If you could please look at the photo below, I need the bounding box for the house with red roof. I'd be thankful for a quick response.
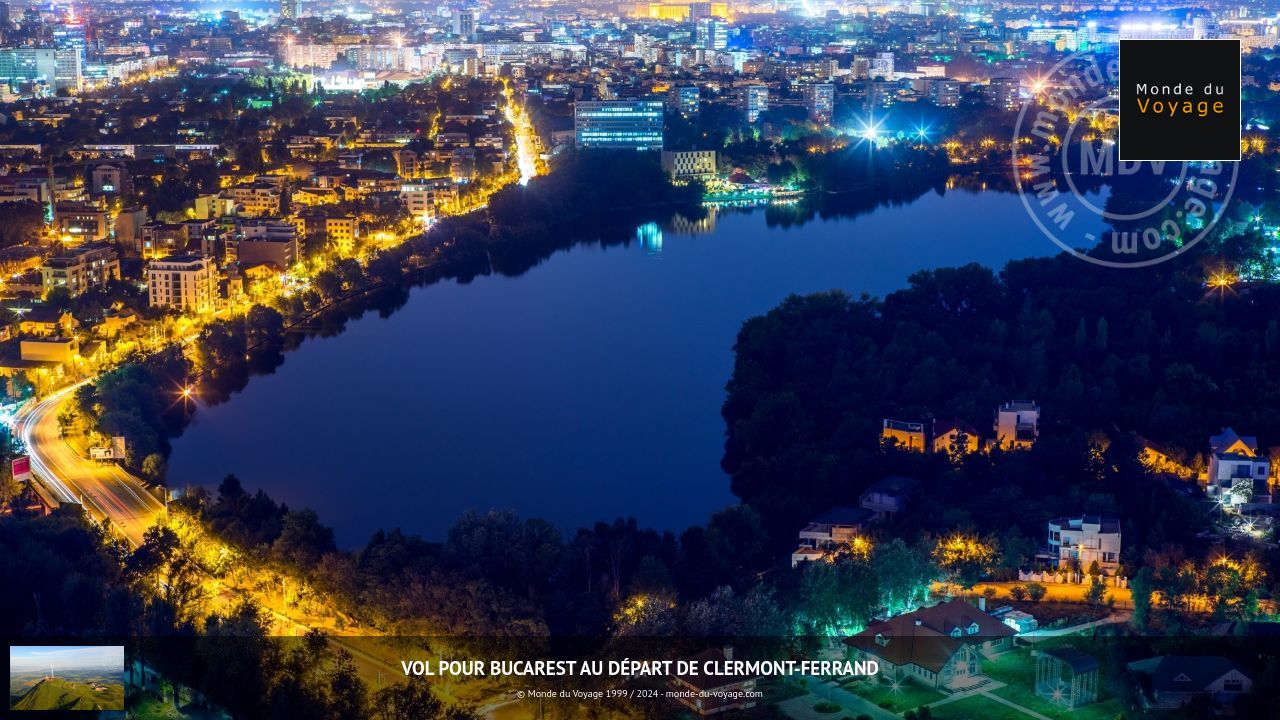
[844,599,1014,691]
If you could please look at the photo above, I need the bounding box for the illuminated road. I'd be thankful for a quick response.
[16,381,165,548]
[15,384,405,681]
[504,84,543,186]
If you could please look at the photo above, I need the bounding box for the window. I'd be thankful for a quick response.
[950,628,961,638]
[967,623,979,635]
[1224,677,1243,692]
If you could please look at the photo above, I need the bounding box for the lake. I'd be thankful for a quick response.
[168,187,1107,546]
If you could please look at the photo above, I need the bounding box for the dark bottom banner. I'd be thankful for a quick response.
[6,631,1279,720]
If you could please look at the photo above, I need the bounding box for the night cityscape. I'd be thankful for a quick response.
[0,0,1278,718]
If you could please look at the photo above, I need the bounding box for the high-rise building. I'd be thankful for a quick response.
[805,83,835,123]
[988,76,1020,110]
[574,100,664,151]
[280,0,301,20]
[928,78,962,107]
[54,48,82,93]
[0,48,57,94]
[688,1,712,22]
[871,51,894,80]
[452,9,476,41]
[695,18,728,51]
[742,85,768,122]
[668,85,699,116]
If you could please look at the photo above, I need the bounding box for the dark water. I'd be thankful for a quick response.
[168,189,1107,546]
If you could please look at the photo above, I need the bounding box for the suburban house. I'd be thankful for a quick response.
[1046,516,1122,577]
[1206,428,1270,508]
[994,401,1039,449]
[882,419,926,452]
[859,476,919,520]
[932,418,981,454]
[1136,436,1194,479]
[845,599,1015,691]
[791,506,872,567]
[17,307,79,337]
[669,646,759,715]
[1127,656,1252,710]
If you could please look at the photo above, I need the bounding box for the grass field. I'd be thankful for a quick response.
[849,678,947,713]
[982,642,1128,720]
[930,695,1035,720]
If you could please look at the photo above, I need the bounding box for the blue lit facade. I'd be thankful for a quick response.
[574,100,665,151]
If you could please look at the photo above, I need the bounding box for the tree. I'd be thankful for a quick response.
[1131,566,1154,630]
[328,648,368,720]
[797,556,879,636]
[1084,576,1108,607]
[932,533,997,591]
[0,200,44,247]
[0,471,20,510]
[371,679,471,720]
[141,453,167,483]
[870,538,935,615]
[1025,582,1047,602]
[272,509,337,571]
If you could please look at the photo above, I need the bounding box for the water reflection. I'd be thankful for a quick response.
[170,184,1108,545]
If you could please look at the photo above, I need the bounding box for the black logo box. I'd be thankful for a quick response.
[1118,38,1241,162]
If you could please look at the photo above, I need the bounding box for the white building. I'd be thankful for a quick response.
[791,506,872,567]
[742,85,768,122]
[1207,428,1270,508]
[147,255,217,313]
[660,150,717,182]
[994,401,1039,449]
[1047,516,1121,576]
[226,183,282,217]
[805,83,835,123]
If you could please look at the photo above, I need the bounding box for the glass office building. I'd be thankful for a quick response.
[574,100,664,151]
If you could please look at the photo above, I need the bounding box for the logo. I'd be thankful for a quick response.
[1013,52,1238,268]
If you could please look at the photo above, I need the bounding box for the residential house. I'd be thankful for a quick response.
[669,646,759,715]
[882,418,926,452]
[932,418,981,454]
[845,599,1015,691]
[1046,516,1121,577]
[1136,436,1194,479]
[994,401,1039,449]
[791,506,872,567]
[860,476,919,520]
[92,307,137,339]
[1207,428,1270,508]
[1127,656,1252,710]
[18,306,78,337]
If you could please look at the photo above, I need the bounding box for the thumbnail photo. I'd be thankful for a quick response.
[9,646,125,712]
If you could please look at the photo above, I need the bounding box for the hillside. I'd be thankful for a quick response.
[10,676,124,711]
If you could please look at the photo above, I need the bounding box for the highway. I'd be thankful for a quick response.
[16,381,165,548]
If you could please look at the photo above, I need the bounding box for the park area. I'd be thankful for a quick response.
[982,639,1132,720]
[845,676,945,714]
